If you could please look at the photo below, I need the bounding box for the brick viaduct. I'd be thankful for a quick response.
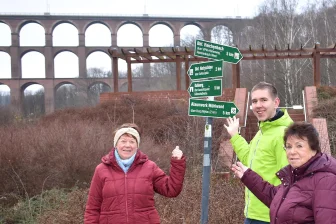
[0,14,251,113]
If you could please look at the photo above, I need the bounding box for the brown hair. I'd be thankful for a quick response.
[251,82,278,99]
[284,122,321,153]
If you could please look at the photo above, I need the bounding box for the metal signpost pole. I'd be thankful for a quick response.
[200,101,213,224]
[190,39,242,224]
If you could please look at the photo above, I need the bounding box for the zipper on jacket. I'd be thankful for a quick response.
[245,128,262,218]
[125,173,129,223]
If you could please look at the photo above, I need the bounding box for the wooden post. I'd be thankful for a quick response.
[127,58,132,92]
[313,43,321,87]
[112,56,118,92]
[176,55,181,90]
[185,58,190,90]
[232,62,241,88]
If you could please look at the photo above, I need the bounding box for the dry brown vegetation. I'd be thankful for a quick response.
[314,86,336,155]
[0,96,244,223]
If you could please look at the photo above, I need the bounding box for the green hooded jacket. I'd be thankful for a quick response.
[230,109,293,222]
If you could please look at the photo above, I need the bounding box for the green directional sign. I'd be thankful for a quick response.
[188,79,222,98]
[194,39,243,64]
[188,98,239,118]
[188,60,223,80]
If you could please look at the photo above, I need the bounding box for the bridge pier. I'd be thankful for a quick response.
[44,83,54,114]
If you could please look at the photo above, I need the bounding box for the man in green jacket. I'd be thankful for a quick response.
[224,82,293,224]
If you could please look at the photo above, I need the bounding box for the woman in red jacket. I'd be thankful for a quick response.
[84,123,186,224]
[232,122,336,224]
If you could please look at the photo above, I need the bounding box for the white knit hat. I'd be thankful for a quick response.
[114,127,140,147]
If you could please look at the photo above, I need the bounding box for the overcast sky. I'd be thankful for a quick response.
[0,0,265,17]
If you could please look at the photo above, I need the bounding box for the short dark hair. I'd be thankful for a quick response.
[284,122,321,153]
[251,82,278,99]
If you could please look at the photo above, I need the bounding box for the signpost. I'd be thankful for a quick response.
[188,98,239,118]
[188,60,223,80]
[188,79,222,98]
[194,39,243,64]
[190,39,243,224]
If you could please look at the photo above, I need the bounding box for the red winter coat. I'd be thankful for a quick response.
[84,149,186,224]
[241,153,336,224]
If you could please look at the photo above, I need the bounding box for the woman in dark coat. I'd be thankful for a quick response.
[232,122,336,224]
[84,123,186,224]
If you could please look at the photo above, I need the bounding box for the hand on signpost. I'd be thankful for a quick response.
[231,162,247,179]
[172,146,183,160]
[224,116,239,137]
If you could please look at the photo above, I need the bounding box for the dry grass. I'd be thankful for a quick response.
[0,96,243,223]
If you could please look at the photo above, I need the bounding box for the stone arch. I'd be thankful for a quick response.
[86,51,112,78]
[210,24,233,45]
[54,81,80,109]
[117,22,143,47]
[50,20,79,33]
[54,51,79,78]
[182,22,204,34]
[21,81,44,91]
[16,20,46,33]
[21,49,44,58]
[0,51,11,78]
[179,22,204,32]
[55,81,77,90]
[211,22,233,32]
[116,21,143,33]
[149,22,174,47]
[0,21,12,46]
[87,49,110,57]
[52,21,79,46]
[0,80,11,87]
[87,81,111,105]
[180,23,204,47]
[0,20,12,32]
[21,51,46,78]
[85,22,112,47]
[54,49,77,58]
[86,48,109,56]
[150,21,175,34]
[20,82,45,117]
[83,21,112,33]
[19,22,46,46]
[88,81,111,90]
[0,83,11,106]
[211,22,235,33]
[17,20,45,31]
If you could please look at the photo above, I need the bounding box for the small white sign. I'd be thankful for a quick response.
[203,154,210,166]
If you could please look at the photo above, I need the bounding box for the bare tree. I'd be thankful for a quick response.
[211,25,233,46]
[23,90,45,118]
[180,31,204,48]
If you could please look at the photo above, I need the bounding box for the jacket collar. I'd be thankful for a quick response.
[102,148,148,168]
[268,108,284,122]
[259,109,292,133]
[277,152,328,184]
[292,152,322,177]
